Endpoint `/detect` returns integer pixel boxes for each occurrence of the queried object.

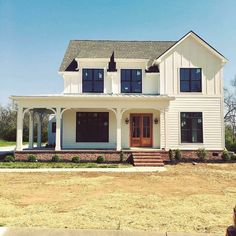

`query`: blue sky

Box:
[0,0,235,105]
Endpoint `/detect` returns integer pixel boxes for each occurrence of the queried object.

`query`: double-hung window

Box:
[180,68,202,92]
[181,112,203,143]
[121,69,142,93]
[82,69,104,93]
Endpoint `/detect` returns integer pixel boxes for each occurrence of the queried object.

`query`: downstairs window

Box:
[180,112,203,143]
[76,112,109,142]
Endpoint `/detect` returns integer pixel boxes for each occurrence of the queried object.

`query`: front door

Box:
[130,114,153,147]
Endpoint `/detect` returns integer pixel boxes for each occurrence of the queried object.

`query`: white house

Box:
[11,31,227,163]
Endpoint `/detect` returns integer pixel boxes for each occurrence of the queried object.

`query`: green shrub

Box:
[96,155,104,163]
[51,155,60,162]
[72,156,80,163]
[175,149,181,161]
[221,150,231,161]
[196,148,208,162]
[232,154,236,161]
[168,149,174,163]
[27,155,37,162]
[120,151,124,162]
[4,155,15,162]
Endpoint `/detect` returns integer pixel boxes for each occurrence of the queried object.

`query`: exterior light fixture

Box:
[154,118,158,124]
[125,118,129,124]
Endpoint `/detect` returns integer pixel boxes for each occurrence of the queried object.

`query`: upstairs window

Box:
[180,68,202,92]
[181,112,203,143]
[121,69,142,93]
[82,69,104,93]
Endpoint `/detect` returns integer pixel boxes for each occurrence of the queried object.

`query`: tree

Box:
[224,76,236,150]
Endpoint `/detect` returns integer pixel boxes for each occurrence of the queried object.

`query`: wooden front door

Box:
[130,114,153,147]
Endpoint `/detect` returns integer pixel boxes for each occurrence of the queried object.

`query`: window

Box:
[180,68,202,92]
[181,112,203,143]
[76,112,109,142]
[52,122,56,133]
[121,69,142,93]
[82,69,104,93]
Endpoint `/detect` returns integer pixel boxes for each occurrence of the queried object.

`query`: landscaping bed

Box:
[0,162,132,168]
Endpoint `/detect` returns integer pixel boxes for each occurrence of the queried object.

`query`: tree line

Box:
[0,105,48,142]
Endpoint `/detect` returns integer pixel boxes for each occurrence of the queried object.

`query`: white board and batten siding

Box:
[160,35,224,150]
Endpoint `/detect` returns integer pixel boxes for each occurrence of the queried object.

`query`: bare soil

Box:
[0,163,235,233]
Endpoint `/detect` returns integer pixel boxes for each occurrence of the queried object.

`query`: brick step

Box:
[133,155,162,159]
[134,159,164,163]
[132,152,161,156]
[134,162,164,167]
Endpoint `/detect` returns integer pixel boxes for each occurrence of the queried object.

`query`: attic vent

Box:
[107,52,117,72]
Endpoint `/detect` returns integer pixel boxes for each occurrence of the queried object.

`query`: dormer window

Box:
[121,69,142,93]
[82,69,104,93]
[180,68,202,92]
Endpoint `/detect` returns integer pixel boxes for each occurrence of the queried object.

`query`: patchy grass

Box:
[0,140,16,147]
[0,140,29,147]
[0,163,235,233]
[0,162,132,168]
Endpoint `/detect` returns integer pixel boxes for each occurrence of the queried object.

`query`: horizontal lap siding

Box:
[167,97,223,150]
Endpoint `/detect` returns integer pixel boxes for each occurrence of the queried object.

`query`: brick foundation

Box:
[14,149,224,163]
[160,150,223,162]
[14,150,132,163]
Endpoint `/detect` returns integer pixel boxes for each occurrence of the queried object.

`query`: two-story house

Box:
[11,31,227,164]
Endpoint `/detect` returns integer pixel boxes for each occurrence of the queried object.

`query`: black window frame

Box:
[121,69,142,93]
[82,69,104,93]
[180,68,202,92]
[76,112,109,142]
[180,112,203,143]
[51,122,56,133]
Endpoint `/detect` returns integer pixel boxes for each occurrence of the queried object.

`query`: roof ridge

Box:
[70,39,177,43]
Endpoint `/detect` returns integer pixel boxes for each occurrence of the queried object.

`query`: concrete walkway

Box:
[0,228,224,236]
[0,166,166,173]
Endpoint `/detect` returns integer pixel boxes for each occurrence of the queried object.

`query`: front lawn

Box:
[0,163,235,233]
[0,162,132,168]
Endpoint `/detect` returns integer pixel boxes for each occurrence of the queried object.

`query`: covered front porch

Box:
[11,94,174,152]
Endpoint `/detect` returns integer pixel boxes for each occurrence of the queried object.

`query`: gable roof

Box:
[59,40,176,72]
[155,31,228,63]
[59,31,227,72]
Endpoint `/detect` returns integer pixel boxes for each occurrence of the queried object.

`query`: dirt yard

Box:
[0,164,235,233]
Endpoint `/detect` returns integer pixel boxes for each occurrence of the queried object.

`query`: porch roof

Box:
[10,93,175,102]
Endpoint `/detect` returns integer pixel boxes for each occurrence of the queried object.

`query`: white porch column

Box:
[160,108,168,150]
[55,107,61,151]
[116,108,122,151]
[28,111,34,149]
[16,106,23,151]
[36,113,42,148]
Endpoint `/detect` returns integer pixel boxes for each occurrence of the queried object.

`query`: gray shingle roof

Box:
[59,40,177,72]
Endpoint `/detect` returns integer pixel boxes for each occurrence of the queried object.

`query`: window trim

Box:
[179,68,202,93]
[180,112,204,144]
[120,69,142,93]
[76,112,109,143]
[82,68,104,93]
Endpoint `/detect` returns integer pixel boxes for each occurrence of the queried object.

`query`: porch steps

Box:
[132,152,164,167]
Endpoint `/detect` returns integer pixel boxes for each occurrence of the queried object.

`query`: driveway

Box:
[0,145,28,156]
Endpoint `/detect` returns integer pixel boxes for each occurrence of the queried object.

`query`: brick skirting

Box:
[14,150,132,163]
[160,150,223,162]
[14,149,223,163]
